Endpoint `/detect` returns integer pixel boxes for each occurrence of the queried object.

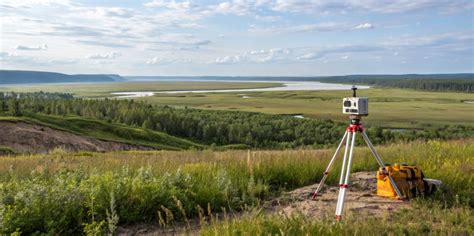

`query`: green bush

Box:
[0,146,16,155]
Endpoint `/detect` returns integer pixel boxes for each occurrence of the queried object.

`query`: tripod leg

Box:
[361,131,404,199]
[335,131,356,221]
[312,131,348,199]
[338,131,352,188]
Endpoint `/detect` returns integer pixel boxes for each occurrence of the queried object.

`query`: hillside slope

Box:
[0,70,125,84]
[0,120,152,153]
[0,114,203,153]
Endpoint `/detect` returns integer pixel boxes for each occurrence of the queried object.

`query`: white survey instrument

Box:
[342,97,368,116]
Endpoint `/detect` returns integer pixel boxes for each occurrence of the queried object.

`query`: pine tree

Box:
[142,118,154,130]
[8,98,22,116]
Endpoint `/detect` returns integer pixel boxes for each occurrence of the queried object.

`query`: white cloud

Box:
[48,24,108,37]
[86,52,121,60]
[269,0,473,14]
[214,47,292,64]
[249,22,346,34]
[145,0,470,19]
[218,31,474,65]
[2,3,212,54]
[144,0,192,11]
[214,1,253,15]
[382,31,474,48]
[146,57,163,65]
[293,45,382,61]
[144,0,168,8]
[214,45,382,64]
[296,53,320,60]
[147,57,166,65]
[76,40,131,48]
[289,22,345,32]
[93,7,134,18]
[354,23,374,30]
[1,0,73,8]
[215,55,245,64]
[250,22,374,34]
[249,49,267,55]
[1,51,78,66]
[15,44,48,51]
[255,15,280,22]
[145,33,212,51]
[146,57,192,65]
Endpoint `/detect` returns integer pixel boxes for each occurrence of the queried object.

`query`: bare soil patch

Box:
[264,172,410,219]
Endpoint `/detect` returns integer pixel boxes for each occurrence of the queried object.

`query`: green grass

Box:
[141,88,474,128]
[0,139,472,234]
[1,113,203,151]
[0,146,16,155]
[201,202,473,235]
[0,81,282,97]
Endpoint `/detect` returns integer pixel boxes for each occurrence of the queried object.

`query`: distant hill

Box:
[0,70,125,84]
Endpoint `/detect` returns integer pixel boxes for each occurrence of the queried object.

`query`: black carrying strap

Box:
[407,168,416,180]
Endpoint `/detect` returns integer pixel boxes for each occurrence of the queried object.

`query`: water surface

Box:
[111,81,370,98]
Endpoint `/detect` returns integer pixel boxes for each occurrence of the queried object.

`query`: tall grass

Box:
[0,139,472,234]
[201,202,474,235]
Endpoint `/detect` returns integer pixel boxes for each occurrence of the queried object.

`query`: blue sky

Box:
[1,0,473,76]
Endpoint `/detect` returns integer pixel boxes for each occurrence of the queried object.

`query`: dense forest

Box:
[317,74,474,93]
[1,92,472,149]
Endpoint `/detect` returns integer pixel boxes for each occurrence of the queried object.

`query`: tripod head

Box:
[349,115,362,125]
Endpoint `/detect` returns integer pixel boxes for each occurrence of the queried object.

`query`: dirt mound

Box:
[264,172,410,219]
[0,121,154,153]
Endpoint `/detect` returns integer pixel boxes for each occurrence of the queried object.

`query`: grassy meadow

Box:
[144,88,474,128]
[0,139,472,234]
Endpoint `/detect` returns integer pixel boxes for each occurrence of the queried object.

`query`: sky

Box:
[0,0,473,76]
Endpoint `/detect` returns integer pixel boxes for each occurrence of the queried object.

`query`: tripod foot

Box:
[396,196,407,201]
[335,215,342,221]
[311,193,319,199]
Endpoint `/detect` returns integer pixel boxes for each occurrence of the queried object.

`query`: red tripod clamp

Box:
[346,123,364,133]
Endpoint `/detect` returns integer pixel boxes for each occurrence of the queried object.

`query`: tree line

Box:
[318,75,474,93]
[0,92,472,148]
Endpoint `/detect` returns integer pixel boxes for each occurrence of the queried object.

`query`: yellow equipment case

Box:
[376,163,427,199]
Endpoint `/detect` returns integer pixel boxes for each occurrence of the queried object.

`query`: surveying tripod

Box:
[311,115,404,221]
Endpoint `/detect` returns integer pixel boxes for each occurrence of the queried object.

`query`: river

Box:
[111,80,370,98]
